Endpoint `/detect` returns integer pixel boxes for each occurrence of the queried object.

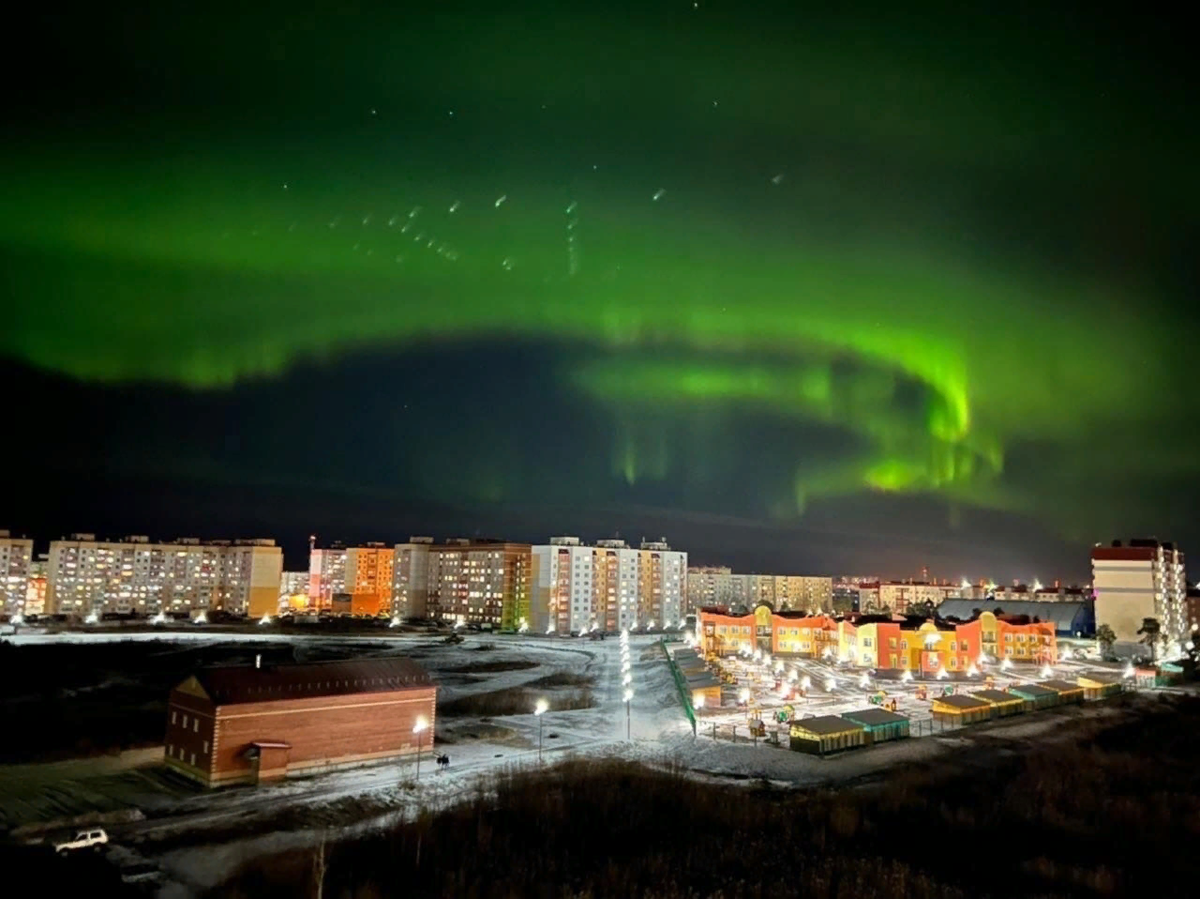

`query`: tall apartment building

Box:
[534,537,687,634]
[424,539,531,628]
[45,534,282,618]
[345,543,394,617]
[0,531,34,617]
[686,566,733,611]
[1092,539,1188,654]
[692,569,833,613]
[307,544,347,611]
[393,537,433,618]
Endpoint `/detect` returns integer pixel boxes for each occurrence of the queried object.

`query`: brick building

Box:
[165,657,435,787]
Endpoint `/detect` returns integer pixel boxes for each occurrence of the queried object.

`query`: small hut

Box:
[839,708,910,744]
[788,716,866,755]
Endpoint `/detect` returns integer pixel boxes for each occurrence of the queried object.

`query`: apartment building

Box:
[45,534,282,618]
[1092,539,1188,654]
[877,580,957,616]
[307,544,346,611]
[534,537,687,634]
[686,566,733,612]
[392,537,433,619]
[426,539,532,628]
[0,531,33,617]
[345,543,394,617]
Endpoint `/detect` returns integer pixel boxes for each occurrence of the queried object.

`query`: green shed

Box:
[789,715,866,755]
[839,708,910,744]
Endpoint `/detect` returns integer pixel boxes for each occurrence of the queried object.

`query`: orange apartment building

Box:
[699,604,838,657]
[345,543,394,617]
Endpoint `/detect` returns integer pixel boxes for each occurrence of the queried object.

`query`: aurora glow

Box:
[3,2,1197,572]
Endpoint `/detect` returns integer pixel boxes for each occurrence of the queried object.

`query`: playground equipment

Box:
[775,704,795,724]
[942,685,956,696]
[885,698,898,712]
[868,690,888,705]
[985,675,996,690]
[747,717,767,738]
[915,685,929,701]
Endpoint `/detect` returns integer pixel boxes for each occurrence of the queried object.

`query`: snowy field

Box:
[0,627,1176,897]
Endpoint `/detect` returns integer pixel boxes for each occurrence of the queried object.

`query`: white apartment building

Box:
[45,534,282,618]
[533,537,686,634]
[307,545,347,610]
[877,581,957,616]
[0,531,34,617]
[279,571,309,598]
[686,566,733,611]
[1092,539,1188,655]
[392,537,433,618]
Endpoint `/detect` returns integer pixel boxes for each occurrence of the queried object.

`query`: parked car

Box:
[54,828,108,856]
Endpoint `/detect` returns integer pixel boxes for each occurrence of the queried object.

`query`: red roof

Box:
[189,658,432,705]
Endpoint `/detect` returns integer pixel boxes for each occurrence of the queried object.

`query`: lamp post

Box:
[624,688,633,740]
[534,698,549,762]
[413,715,429,780]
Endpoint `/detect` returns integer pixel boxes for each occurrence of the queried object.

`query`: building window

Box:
[949,641,956,651]
[182,714,188,728]
[171,711,176,725]
[190,752,196,766]
[203,740,209,753]
[193,719,199,733]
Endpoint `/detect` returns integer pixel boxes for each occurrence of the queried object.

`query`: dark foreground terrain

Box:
[216,692,1200,899]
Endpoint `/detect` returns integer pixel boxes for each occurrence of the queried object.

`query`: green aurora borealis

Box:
[3,2,1198,573]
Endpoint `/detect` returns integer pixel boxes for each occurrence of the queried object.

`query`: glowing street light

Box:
[800,675,811,691]
[787,668,798,682]
[825,676,836,692]
[1039,664,1053,678]
[738,687,750,705]
[258,613,272,626]
[534,698,549,761]
[413,715,429,780]
[694,693,705,710]
[84,612,99,625]
[193,611,207,625]
[900,669,913,683]
[858,672,870,689]
[1123,662,1135,679]
[936,666,949,680]
[546,624,555,634]
[390,615,401,628]
[624,688,634,740]
[151,611,167,625]
[623,672,632,686]
[11,613,24,627]
[966,663,980,677]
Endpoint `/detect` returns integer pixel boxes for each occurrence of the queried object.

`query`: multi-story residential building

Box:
[392,537,433,619]
[1186,588,1200,637]
[534,537,686,634]
[45,534,282,618]
[1092,539,1188,655]
[426,539,532,628]
[686,566,733,612]
[0,530,33,617]
[345,543,394,618]
[307,543,346,612]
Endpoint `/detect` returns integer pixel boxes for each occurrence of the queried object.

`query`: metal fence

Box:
[660,640,698,737]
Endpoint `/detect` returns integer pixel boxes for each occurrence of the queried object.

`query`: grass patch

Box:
[440,660,540,674]
[437,686,593,717]
[216,694,1200,898]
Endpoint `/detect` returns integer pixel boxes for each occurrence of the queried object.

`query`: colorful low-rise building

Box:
[788,716,866,755]
[839,708,910,744]
[1076,672,1124,700]
[930,693,992,724]
[1008,682,1060,709]
[698,603,838,657]
[970,689,1025,717]
[1039,679,1085,704]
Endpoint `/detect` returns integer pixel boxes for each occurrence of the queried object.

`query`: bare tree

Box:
[312,830,331,899]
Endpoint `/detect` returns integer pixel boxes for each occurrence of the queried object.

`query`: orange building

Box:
[345,544,394,617]
[699,603,838,657]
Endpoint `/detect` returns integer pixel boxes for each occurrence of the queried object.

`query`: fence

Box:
[660,640,698,737]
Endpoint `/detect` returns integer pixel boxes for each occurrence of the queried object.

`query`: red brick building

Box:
[164,657,436,787]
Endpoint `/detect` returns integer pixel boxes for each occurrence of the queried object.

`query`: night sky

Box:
[3,2,1197,581]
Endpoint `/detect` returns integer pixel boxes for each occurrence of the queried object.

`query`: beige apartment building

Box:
[0,530,34,617]
[45,534,282,618]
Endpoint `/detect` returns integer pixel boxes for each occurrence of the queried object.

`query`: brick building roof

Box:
[190,658,432,705]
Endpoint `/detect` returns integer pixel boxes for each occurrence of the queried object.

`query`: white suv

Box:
[54,828,108,855]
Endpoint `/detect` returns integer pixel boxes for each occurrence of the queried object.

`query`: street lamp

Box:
[534,698,549,761]
[623,672,632,686]
[413,715,429,780]
[624,688,633,740]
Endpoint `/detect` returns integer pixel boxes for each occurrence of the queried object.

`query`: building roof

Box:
[1076,672,1124,686]
[791,715,865,736]
[840,708,908,727]
[932,693,991,710]
[970,689,1022,704]
[686,673,723,689]
[1007,683,1057,698]
[185,658,432,705]
[1040,679,1085,693]
[936,599,1088,631]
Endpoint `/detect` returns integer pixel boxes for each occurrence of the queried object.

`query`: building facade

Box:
[698,606,1056,670]
[1092,539,1188,655]
[307,544,347,612]
[45,534,282,618]
[534,537,686,634]
[427,539,532,628]
[686,566,733,612]
[392,537,433,618]
[165,658,435,787]
[0,531,33,617]
[345,543,394,618]
[877,580,957,616]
